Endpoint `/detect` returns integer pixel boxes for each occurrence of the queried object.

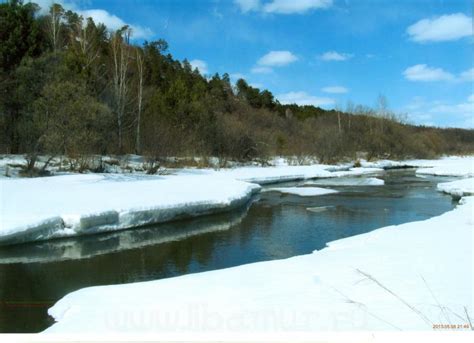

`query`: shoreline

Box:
[1,156,473,246]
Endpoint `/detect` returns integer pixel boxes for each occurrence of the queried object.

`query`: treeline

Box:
[1,0,473,165]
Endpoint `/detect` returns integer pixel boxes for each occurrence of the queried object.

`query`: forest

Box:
[1,0,474,169]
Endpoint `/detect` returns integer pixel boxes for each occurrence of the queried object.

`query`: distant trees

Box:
[0,1,473,162]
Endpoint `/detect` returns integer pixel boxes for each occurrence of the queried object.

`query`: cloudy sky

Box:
[32,0,473,128]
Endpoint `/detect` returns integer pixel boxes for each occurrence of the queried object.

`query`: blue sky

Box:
[33,0,473,128]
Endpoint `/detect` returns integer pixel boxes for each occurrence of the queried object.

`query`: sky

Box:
[30,0,473,128]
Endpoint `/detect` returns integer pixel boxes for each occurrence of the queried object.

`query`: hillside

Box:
[1,1,473,166]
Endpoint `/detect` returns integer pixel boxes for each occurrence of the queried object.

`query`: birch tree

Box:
[110,26,131,152]
[48,3,64,52]
[135,48,144,154]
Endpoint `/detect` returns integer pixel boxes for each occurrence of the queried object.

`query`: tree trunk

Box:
[111,28,130,153]
[135,49,143,154]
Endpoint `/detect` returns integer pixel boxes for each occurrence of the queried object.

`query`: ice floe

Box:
[263,187,338,197]
[305,177,385,186]
[437,178,474,198]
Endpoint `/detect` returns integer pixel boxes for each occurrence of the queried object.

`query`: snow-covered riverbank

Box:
[1,156,473,245]
[0,174,260,245]
[38,156,473,333]
[0,162,384,246]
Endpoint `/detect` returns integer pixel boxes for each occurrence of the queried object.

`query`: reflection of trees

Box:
[236,202,275,246]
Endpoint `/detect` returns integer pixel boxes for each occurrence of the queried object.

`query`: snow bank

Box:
[0,174,260,245]
[264,187,338,197]
[202,165,382,185]
[415,156,474,177]
[44,193,474,333]
[437,178,474,198]
[361,156,474,177]
[213,165,333,184]
[360,159,414,169]
[305,177,385,187]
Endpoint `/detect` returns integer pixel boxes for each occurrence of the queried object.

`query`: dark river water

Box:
[0,170,457,332]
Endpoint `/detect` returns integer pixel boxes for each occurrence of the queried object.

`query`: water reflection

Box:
[0,203,253,264]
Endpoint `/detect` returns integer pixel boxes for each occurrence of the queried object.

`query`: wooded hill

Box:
[1,0,473,165]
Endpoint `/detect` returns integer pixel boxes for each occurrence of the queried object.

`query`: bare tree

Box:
[135,48,144,154]
[48,3,64,52]
[376,94,389,134]
[334,102,342,135]
[110,26,131,152]
[75,18,101,69]
[346,100,354,132]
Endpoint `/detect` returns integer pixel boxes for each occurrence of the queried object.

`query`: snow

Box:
[360,159,413,169]
[263,187,338,197]
[176,164,383,185]
[210,165,335,184]
[360,156,474,177]
[437,178,474,198]
[0,174,260,245]
[305,177,385,187]
[44,194,474,333]
[415,156,474,177]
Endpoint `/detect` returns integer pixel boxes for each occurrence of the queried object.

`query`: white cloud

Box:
[460,68,474,82]
[189,59,209,75]
[322,86,348,94]
[257,50,298,67]
[29,0,76,13]
[263,0,332,14]
[404,95,474,128]
[28,0,66,14]
[277,91,334,106]
[230,73,247,80]
[250,82,264,89]
[428,100,474,128]
[407,13,473,43]
[28,0,153,39]
[234,0,333,14]
[320,51,353,61]
[403,64,454,82]
[234,0,261,13]
[251,66,273,74]
[80,9,153,39]
[403,65,474,83]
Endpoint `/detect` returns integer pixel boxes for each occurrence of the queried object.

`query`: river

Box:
[0,170,457,332]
